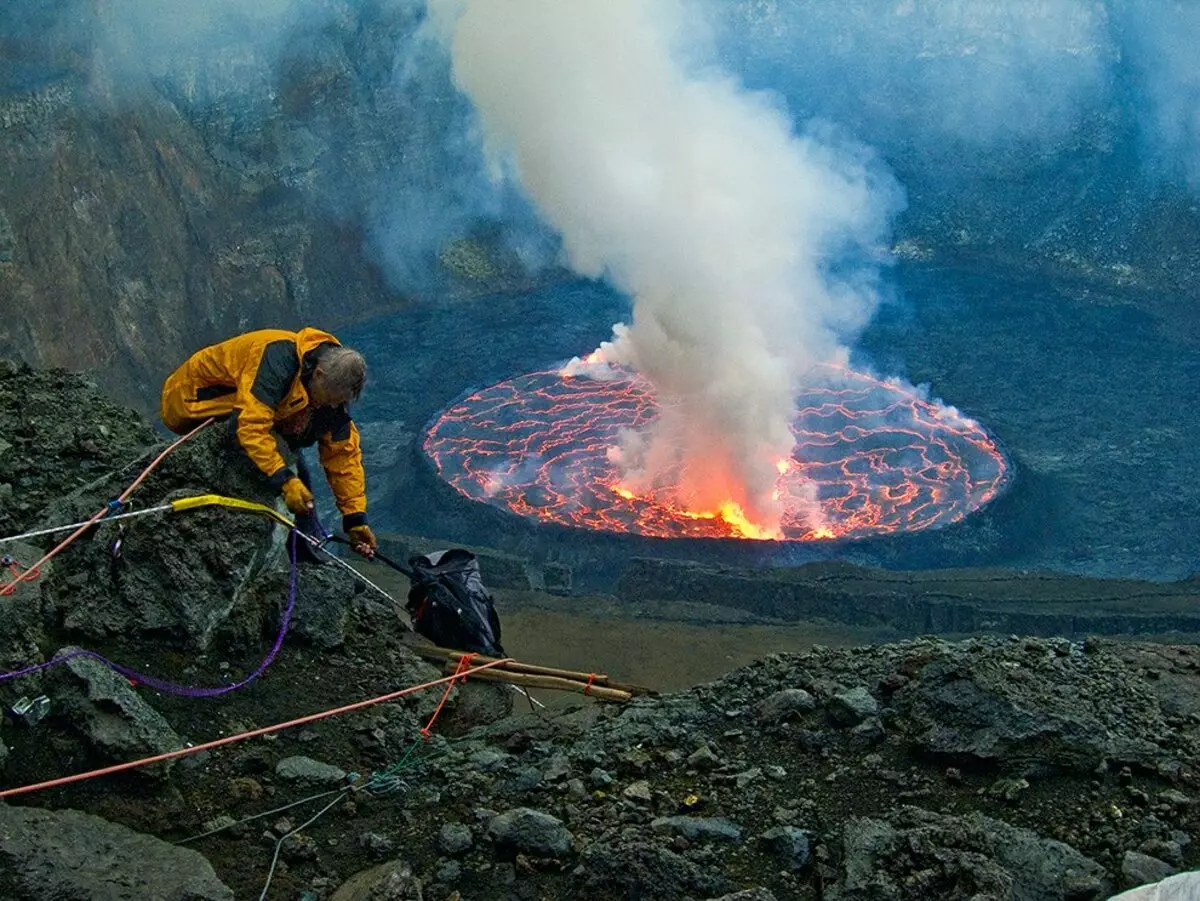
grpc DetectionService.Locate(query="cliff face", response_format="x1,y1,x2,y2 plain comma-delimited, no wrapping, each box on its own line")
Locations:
0,1,405,409
4,0,1200,412
0,82,395,407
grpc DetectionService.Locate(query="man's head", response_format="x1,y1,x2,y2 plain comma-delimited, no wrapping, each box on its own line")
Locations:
309,345,367,407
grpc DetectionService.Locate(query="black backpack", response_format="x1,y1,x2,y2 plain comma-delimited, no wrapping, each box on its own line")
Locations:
405,548,504,656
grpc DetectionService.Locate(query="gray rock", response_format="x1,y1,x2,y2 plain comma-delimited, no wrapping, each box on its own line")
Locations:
357,831,397,858
543,752,571,782
469,749,511,771
623,779,654,802
686,745,721,770
567,777,588,799
894,642,1166,771
52,648,183,770
829,686,878,726
541,562,572,594
0,803,233,900
579,839,731,899
1062,872,1106,901
487,807,574,857
830,806,1108,900
506,765,544,793
1121,851,1176,889
587,766,614,788
437,822,473,856
434,859,461,884
1138,839,1183,867
445,681,513,731
650,816,744,843
707,891,779,901
275,755,347,785
760,825,812,871
0,732,7,769
330,859,424,901
755,688,817,723
38,432,284,652
285,564,353,648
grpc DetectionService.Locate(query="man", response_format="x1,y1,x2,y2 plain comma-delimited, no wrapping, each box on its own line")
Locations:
161,327,377,559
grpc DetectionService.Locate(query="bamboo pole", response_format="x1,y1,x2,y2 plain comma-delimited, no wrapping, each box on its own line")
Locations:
412,645,611,681
442,661,632,703
409,644,655,695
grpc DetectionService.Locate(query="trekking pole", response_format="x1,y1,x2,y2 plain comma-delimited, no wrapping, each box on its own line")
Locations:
324,534,414,578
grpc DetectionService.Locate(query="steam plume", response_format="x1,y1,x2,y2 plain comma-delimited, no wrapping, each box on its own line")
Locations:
432,0,902,532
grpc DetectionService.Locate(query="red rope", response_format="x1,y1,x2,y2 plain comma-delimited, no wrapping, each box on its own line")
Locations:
0,655,512,800
421,653,475,738
0,418,213,596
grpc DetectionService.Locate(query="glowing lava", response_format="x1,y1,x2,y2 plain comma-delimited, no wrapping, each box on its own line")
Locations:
423,364,1008,541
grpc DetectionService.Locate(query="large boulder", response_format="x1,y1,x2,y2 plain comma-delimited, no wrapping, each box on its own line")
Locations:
891,639,1175,772
828,806,1109,901
331,859,424,901
0,803,233,900
35,426,287,651
48,647,183,772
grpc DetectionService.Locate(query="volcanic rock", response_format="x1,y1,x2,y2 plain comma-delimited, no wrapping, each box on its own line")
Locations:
651,816,744,843
754,687,817,724
1121,851,1176,889
0,803,233,901
576,838,733,900
437,822,473,856
487,807,574,858
759,825,812,871
274,755,347,786
828,806,1109,900
891,638,1175,771
330,859,424,901
828,686,878,726
50,647,183,771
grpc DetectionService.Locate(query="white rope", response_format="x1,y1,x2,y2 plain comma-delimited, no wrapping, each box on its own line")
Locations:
258,791,350,901
1,498,405,611
296,531,406,611
0,505,174,546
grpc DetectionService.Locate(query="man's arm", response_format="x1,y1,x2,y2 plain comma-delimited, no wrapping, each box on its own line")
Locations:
233,338,299,487
317,410,368,523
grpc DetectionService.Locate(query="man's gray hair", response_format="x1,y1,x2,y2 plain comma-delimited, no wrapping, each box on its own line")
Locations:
318,345,367,401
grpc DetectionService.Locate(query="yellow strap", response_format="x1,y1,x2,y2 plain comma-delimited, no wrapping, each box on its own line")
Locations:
169,494,295,529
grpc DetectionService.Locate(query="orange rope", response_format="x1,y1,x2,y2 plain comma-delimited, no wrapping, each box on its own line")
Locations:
421,653,475,738
0,418,213,596
585,672,597,696
0,656,512,800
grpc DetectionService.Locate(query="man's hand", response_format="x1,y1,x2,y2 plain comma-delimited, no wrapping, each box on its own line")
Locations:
348,524,377,559
281,477,315,515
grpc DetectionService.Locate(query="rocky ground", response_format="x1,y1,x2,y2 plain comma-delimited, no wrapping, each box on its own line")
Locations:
2,359,1199,901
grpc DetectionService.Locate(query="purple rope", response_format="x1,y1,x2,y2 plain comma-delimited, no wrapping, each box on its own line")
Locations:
0,531,300,698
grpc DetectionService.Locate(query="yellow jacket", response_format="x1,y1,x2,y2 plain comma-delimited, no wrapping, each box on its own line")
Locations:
161,328,368,525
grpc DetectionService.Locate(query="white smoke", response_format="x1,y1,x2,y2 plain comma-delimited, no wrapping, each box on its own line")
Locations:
431,0,903,532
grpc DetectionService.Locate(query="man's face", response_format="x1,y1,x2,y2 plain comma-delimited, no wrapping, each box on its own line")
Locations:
309,369,352,408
